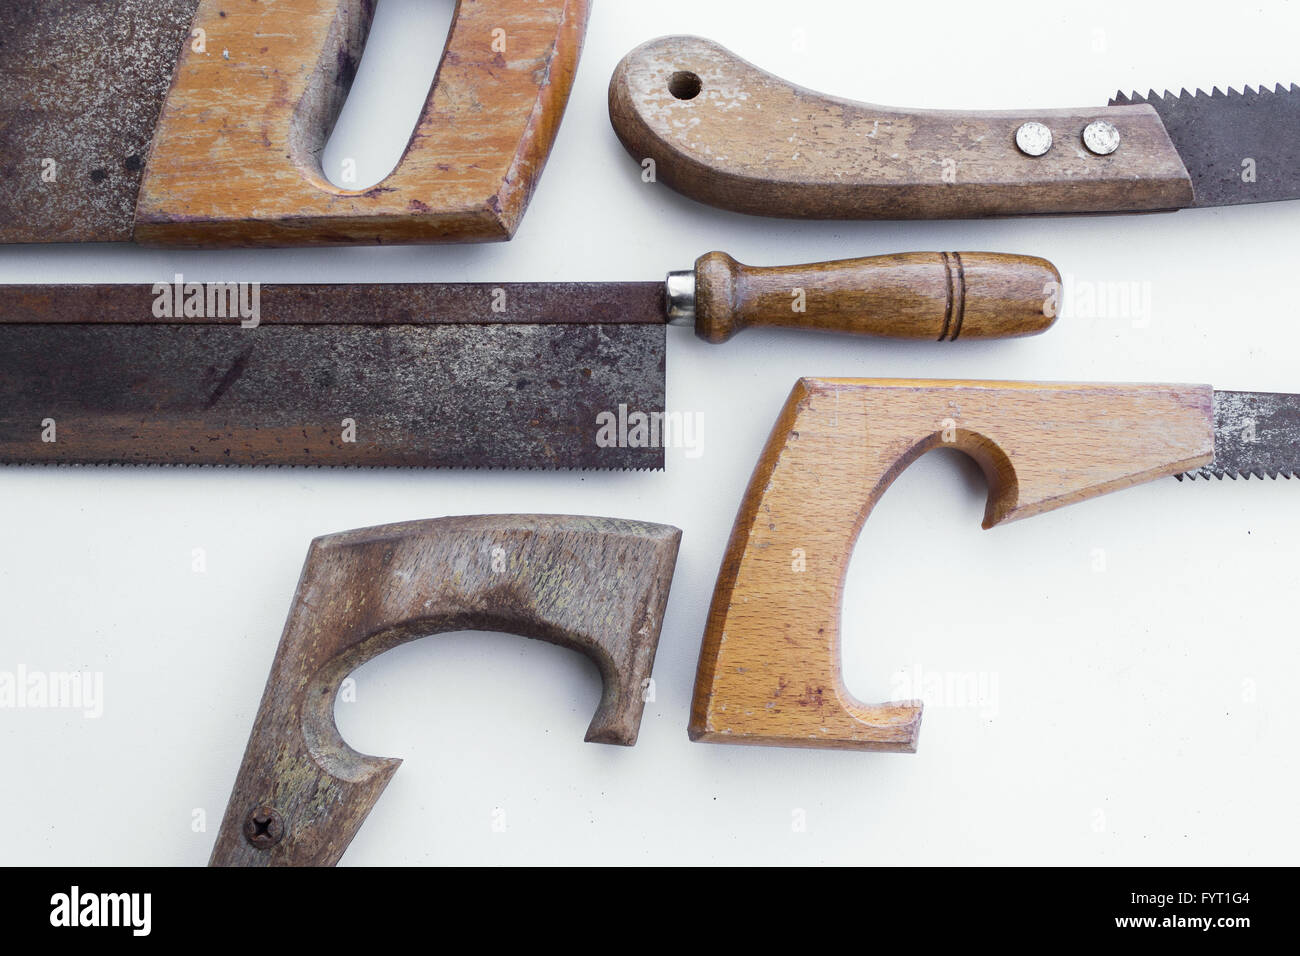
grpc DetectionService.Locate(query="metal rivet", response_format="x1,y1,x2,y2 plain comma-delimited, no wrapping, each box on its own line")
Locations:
243,806,285,849
1015,122,1053,157
1082,120,1121,155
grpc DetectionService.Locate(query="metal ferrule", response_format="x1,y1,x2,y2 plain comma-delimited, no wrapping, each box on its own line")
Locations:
665,270,696,326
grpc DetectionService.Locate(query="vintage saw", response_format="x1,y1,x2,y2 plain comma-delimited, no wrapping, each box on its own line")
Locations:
691,379,1300,753
610,36,1300,218
0,0,590,245
0,250,1058,470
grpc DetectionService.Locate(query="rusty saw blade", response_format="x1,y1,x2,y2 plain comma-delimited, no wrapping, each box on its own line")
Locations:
0,283,668,470
1110,85,1300,208
1178,390,1300,480
0,0,200,242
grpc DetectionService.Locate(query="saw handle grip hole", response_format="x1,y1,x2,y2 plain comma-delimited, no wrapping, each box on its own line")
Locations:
320,0,457,190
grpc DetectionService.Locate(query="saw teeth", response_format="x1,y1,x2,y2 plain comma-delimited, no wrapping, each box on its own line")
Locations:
1176,467,1296,481
1098,86,1297,107
1118,83,1298,106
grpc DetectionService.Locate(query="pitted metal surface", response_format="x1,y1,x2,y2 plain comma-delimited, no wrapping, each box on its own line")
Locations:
1179,390,1300,480
0,281,666,326
0,0,199,242
0,323,667,470
1112,85,1300,208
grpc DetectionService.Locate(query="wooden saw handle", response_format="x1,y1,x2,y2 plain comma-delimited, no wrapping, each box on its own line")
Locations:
690,379,1214,752
610,36,1194,219
692,251,1060,343
210,515,680,866
135,0,590,246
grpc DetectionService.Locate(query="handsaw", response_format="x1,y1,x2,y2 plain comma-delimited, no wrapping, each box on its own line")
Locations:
690,379,1300,752
610,36,1300,218
0,250,1059,470
0,0,590,246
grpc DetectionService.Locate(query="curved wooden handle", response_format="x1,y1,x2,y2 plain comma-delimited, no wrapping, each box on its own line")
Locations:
691,379,1214,751
693,251,1060,343
210,515,680,866
610,36,1194,219
136,0,591,246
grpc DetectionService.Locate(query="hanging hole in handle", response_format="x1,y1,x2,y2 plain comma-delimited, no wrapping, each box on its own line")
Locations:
668,71,703,100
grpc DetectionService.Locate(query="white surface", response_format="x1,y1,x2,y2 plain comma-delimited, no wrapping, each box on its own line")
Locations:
2,0,1298,866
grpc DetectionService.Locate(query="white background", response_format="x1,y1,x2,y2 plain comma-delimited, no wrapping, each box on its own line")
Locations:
2,0,1298,865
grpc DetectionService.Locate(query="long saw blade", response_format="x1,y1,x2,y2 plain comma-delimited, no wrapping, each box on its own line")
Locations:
0,283,668,470
0,1,200,242
1111,85,1300,208
1179,390,1300,480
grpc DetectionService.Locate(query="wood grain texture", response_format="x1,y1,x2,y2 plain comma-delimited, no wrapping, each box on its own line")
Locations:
691,379,1214,752
135,0,590,246
610,36,1195,219
210,515,681,866
693,251,1060,343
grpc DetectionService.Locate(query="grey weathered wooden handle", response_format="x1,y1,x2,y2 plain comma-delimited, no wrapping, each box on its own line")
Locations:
209,515,681,867
609,36,1194,219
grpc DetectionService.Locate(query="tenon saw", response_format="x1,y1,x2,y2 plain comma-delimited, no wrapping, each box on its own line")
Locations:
0,251,1059,470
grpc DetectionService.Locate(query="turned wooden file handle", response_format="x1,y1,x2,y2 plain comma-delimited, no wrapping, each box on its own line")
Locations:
692,252,1059,343
611,36,1194,219
210,515,680,866
691,379,1215,752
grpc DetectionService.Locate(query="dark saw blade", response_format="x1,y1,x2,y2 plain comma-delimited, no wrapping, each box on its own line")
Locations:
1111,85,1300,208
0,281,666,327
1179,390,1300,480
0,280,669,469
0,1,199,242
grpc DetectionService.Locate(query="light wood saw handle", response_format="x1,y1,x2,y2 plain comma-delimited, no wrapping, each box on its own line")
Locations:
135,0,590,246
690,379,1214,752
692,251,1060,343
610,36,1193,219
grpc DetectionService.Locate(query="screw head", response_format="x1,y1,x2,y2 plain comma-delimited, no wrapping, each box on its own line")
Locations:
243,806,285,849
1082,120,1121,155
1015,122,1054,157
